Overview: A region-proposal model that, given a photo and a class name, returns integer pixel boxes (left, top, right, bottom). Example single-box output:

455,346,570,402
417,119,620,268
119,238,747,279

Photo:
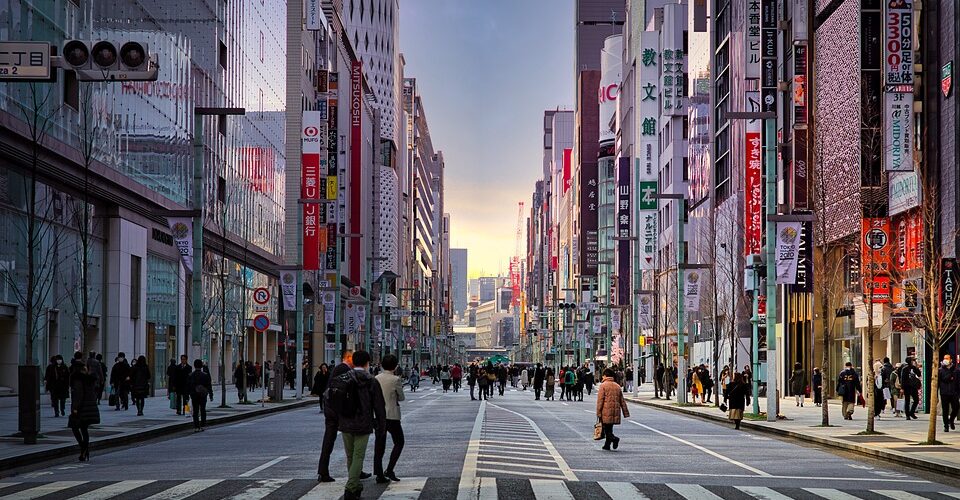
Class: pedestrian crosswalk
0,479,954,500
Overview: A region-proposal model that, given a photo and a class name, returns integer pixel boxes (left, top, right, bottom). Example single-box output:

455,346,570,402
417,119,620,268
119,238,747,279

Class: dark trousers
318,416,338,476
190,395,207,429
51,396,66,416
941,395,960,427
176,391,190,414
534,386,542,400
904,389,919,417
654,378,663,397
602,423,616,447
498,381,505,395
115,386,129,409
374,419,405,476
132,395,145,414
814,387,822,404
72,424,90,450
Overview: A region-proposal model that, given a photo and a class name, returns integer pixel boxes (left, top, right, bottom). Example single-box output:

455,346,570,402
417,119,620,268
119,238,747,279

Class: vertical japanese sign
884,0,914,88
326,85,340,273
761,0,778,112
746,0,761,79
942,258,957,315
661,14,686,116
884,91,914,172
302,111,324,270
562,148,572,194
683,269,703,312
744,94,763,256
350,60,363,282
617,157,631,306
893,211,922,274
638,32,660,270
862,218,893,303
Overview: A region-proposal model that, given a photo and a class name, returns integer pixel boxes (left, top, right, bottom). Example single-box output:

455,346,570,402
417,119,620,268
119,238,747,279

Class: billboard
884,91,914,172
302,111,324,270
599,35,622,145
883,0,914,88
744,98,763,256
350,60,363,282
862,218,893,303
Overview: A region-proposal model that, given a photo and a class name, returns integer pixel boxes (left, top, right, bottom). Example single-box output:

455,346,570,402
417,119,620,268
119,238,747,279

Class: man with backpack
899,357,922,420
329,350,385,500
318,350,354,483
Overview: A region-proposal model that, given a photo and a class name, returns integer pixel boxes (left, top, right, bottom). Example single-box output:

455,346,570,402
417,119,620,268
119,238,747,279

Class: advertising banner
562,148,573,194
746,0,761,79
350,60,363,282
617,158,631,306
884,92,914,172
884,0,914,88
599,35,622,144
792,127,808,210
638,32,660,181
744,100,763,256
303,111,324,271
791,221,813,293
775,221,803,284
793,43,808,126
167,217,193,272
683,269,704,312
280,271,297,311
889,170,920,215
638,294,653,327
893,210,923,274
862,218,893,303
640,212,657,270
942,258,958,316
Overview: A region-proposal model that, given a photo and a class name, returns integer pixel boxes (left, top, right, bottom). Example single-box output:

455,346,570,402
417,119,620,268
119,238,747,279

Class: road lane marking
477,477,498,500
479,438,546,447
477,453,557,464
805,488,863,500
872,491,930,500
629,420,770,476
668,484,724,500
71,480,154,500
531,479,574,500
227,479,289,500
474,468,567,480
380,477,428,500
487,403,577,481
737,486,794,500
0,483,19,491
3,481,86,499
301,479,345,499
477,459,566,471
477,444,553,456
456,400,487,500
599,481,650,500
142,480,223,500
238,456,289,477
569,469,927,482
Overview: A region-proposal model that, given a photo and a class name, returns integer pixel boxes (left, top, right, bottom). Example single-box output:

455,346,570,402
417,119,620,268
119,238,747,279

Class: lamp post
614,235,640,391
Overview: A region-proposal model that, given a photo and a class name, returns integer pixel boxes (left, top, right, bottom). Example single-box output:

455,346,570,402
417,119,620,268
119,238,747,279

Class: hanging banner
884,92,914,172
617,157,631,306
883,0,914,88
683,269,703,312
942,258,958,316
167,217,193,273
893,210,923,274
350,60,363,282
306,0,324,30
775,221,803,284
889,170,920,215
745,0,761,79
638,294,653,326
280,271,297,311
862,218,893,303
303,111,324,270
793,43,808,126
792,127,808,210
744,98,763,256
791,220,813,293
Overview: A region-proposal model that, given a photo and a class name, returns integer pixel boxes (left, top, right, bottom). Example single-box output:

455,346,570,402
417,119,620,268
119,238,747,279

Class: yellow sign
639,336,646,347
326,176,338,200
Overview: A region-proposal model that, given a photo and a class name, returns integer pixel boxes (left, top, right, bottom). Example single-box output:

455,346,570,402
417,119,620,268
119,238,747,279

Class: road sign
253,314,270,332
0,42,51,80
253,287,271,304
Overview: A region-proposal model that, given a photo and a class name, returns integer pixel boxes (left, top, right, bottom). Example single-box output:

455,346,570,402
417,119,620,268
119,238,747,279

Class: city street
2,383,959,499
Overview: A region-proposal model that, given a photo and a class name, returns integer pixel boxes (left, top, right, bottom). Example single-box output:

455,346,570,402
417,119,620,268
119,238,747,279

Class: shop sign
792,127,808,210
639,32,660,182
862,218,893,302
745,0,761,79
942,258,958,315
793,43,808,126
893,211,922,273
350,60,363,282
884,0,914,88
617,158,631,306
889,171,920,215
744,98,763,256
640,212,657,270
791,221,813,293
884,92,914,172
943,61,953,97
761,0,778,112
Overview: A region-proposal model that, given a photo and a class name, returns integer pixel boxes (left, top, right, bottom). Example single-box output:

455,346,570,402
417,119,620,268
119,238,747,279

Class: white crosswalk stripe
0,479,953,499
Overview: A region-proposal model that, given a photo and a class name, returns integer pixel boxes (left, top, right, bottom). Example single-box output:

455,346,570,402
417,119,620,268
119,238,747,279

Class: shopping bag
184,403,191,413
896,399,905,412
593,419,604,440
883,388,892,400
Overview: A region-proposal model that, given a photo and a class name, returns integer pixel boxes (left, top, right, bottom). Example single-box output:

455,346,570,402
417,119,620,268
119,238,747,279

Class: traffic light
62,40,158,81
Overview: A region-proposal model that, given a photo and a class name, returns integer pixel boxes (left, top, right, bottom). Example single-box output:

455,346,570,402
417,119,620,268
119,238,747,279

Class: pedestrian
451,363,463,392
565,366,577,401
899,357,922,420
939,353,959,432
558,367,566,400
700,366,714,403
44,355,69,417
440,365,452,392
596,368,630,451
188,359,212,432
812,367,823,407
477,365,489,400
485,363,497,398
468,363,478,400
873,360,886,417
166,359,177,408
374,354,404,484
318,350,360,483
247,361,257,390
313,363,331,411
789,362,806,407
130,355,151,416
690,368,701,404
331,350,386,500
533,363,545,400
68,351,99,462
880,357,895,414
408,365,421,392
724,372,750,430
624,366,634,393
543,368,557,401
497,364,507,396
234,360,248,403
520,367,529,391
662,365,675,400
174,355,192,415
574,366,585,401
742,365,753,405
654,363,665,398
837,361,862,420
110,352,131,411
889,364,901,416
86,352,105,404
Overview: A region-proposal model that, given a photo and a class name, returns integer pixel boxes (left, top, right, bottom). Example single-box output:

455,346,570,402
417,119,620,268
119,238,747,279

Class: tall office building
451,249,468,322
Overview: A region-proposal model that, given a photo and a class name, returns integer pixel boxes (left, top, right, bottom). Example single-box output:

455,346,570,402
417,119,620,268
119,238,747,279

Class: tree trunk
927,364,941,444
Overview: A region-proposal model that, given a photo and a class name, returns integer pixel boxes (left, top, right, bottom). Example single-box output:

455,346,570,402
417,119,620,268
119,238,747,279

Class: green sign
638,181,658,210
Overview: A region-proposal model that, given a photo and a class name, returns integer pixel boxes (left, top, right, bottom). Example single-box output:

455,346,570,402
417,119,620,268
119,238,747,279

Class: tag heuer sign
943,61,953,97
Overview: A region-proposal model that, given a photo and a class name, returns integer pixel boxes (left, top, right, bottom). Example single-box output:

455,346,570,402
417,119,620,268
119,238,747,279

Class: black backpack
326,372,360,417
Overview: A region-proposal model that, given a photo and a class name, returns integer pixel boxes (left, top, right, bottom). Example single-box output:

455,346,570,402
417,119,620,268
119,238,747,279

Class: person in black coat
313,363,331,410
173,355,192,415
724,372,750,429
44,355,70,417
899,357,922,420
938,354,960,432
318,350,360,483
533,363,545,400
187,359,213,431
130,356,151,416
69,351,100,461
837,362,862,420
812,368,823,407
334,350,386,500
110,353,131,411
234,361,248,403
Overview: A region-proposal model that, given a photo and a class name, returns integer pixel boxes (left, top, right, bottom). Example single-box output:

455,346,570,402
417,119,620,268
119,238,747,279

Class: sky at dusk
401,0,575,279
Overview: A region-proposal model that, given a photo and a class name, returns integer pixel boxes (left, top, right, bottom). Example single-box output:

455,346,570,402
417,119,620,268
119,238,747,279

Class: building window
218,176,226,203
219,41,227,70
218,114,227,135
63,70,79,110
131,255,141,319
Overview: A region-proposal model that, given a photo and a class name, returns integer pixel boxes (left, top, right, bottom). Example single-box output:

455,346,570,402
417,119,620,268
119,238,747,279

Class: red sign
744,130,763,256
302,150,321,270
862,218,893,303
562,148,572,195
893,210,923,274
350,60,363,283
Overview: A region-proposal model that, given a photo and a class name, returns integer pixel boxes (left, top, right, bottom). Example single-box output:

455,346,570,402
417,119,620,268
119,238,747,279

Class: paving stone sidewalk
625,383,960,475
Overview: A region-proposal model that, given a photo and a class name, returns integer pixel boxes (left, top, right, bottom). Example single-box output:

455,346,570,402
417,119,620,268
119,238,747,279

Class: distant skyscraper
478,277,498,304
451,249,468,320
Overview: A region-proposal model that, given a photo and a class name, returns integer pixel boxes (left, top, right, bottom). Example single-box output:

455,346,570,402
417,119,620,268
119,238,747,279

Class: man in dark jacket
86,352,105,404
654,363,665,398
899,357,922,419
939,354,959,432
318,350,355,482
174,355,192,415
187,359,213,431
110,353,131,411
45,355,70,417
837,362,862,420
335,350,385,500
533,363,545,400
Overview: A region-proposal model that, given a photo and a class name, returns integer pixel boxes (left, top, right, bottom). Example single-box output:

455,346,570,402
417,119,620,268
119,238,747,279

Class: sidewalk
625,383,960,475
0,385,316,472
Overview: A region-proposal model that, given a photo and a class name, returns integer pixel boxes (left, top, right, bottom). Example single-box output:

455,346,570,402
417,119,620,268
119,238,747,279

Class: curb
0,398,316,474
626,397,960,477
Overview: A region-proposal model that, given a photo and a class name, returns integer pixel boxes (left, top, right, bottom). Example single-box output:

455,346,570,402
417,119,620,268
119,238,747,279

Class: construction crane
510,202,524,308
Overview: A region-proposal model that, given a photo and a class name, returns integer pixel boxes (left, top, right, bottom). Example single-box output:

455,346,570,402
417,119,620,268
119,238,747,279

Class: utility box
18,365,40,444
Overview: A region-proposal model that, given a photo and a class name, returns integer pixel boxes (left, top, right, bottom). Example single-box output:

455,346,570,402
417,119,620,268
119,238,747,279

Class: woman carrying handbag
596,368,630,451
69,351,100,461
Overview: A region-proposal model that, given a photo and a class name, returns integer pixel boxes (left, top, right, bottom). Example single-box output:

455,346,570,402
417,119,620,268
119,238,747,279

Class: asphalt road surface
3,382,960,499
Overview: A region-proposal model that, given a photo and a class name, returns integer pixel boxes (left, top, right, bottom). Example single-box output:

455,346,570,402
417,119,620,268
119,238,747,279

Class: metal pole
752,272,761,414
192,115,205,363
677,200,687,404
764,117,779,421
295,271,303,399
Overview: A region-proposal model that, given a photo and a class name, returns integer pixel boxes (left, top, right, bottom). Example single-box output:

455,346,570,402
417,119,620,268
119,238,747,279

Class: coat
939,364,960,398
86,357,105,390
110,359,131,389
44,362,70,398
130,363,151,398
836,368,862,403
375,372,405,420
724,382,749,411
596,376,630,425
313,370,330,396
188,369,213,399
173,362,192,392
69,362,100,427
789,369,807,396
336,369,386,435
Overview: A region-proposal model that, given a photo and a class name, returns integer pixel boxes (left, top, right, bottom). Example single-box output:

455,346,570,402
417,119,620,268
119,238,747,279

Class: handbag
593,418,604,441
720,402,728,412
184,403,191,413
883,387,892,400
895,399,905,411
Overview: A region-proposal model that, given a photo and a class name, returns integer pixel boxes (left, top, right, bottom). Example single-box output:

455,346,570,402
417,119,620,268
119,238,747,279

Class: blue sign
253,314,270,332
